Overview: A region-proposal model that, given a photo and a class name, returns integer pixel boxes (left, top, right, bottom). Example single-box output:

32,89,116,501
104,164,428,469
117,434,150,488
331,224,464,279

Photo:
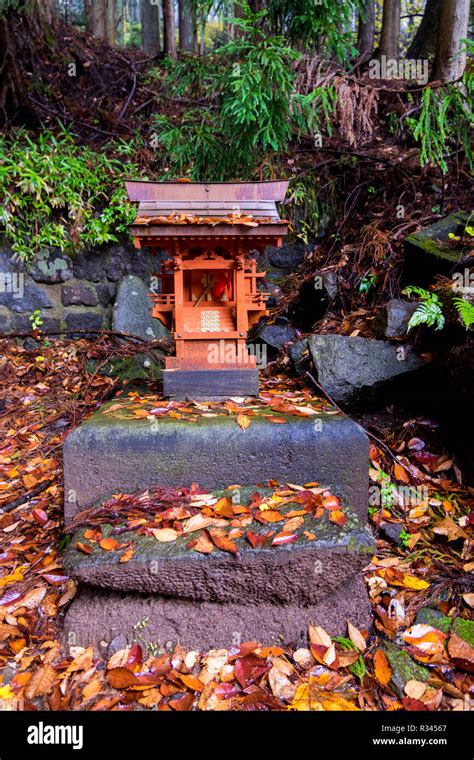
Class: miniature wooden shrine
125,180,289,397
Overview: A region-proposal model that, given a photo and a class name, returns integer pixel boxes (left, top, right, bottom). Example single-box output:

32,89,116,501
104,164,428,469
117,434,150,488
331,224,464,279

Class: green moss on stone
384,641,430,697
415,607,452,634
406,212,470,264
86,354,163,383
452,618,474,647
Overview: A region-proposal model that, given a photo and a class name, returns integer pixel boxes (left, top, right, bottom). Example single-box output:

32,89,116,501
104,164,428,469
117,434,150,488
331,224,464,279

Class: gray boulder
405,211,470,282
308,334,425,403
322,271,338,300
266,242,311,270
256,320,299,350
27,248,73,284
288,337,310,375
385,299,418,338
112,275,171,341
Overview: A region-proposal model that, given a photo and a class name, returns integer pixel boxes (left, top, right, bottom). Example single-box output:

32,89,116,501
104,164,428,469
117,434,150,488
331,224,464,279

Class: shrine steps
63,574,371,653
62,396,374,651
63,501,373,651
63,491,374,606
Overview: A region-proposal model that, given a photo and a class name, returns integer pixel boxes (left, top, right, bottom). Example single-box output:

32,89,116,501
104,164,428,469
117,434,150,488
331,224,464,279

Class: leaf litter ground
0,337,472,711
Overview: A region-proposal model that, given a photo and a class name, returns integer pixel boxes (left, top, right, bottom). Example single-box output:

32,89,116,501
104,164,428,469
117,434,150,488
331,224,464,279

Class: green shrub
406,78,473,175
0,126,141,262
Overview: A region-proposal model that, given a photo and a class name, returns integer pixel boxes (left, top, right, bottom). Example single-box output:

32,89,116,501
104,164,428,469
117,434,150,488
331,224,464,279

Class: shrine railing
245,292,270,308
150,293,176,306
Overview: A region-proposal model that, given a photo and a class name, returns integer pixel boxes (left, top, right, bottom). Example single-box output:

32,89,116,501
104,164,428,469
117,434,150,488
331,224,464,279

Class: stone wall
0,239,161,336
0,238,310,337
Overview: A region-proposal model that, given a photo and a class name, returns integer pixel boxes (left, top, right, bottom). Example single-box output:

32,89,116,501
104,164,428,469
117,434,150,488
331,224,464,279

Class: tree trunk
141,0,160,54
432,0,470,82
0,2,53,127
116,0,125,46
162,0,177,58
232,0,245,38
178,0,196,51
104,0,116,44
37,0,53,25
84,0,92,32
357,0,375,58
379,0,400,59
407,0,442,59
89,0,106,38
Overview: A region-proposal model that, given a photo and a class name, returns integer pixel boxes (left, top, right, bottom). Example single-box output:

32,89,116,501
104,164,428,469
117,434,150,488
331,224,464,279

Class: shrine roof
125,180,289,240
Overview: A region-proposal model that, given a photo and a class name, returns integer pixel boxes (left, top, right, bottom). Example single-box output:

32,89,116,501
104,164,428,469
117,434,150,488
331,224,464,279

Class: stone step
63,574,371,653
63,393,369,524
63,485,374,605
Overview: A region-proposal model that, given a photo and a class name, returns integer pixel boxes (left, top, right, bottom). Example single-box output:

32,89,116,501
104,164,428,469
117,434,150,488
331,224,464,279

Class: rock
322,271,338,300
0,306,13,333
380,522,405,546
65,311,103,335
63,394,369,523
106,244,159,282
107,634,128,656
105,246,133,282
308,334,425,404
255,319,299,350
96,282,116,307
415,607,452,634
288,338,310,375
0,274,53,313
63,574,371,653
72,250,108,282
267,242,310,270
22,337,40,350
64,485,373,604
384,299,418,338
27,249,73,284
405,211,470,282
383,641,430,698
62,283,98,307
112,275,170,341
13,314,61,335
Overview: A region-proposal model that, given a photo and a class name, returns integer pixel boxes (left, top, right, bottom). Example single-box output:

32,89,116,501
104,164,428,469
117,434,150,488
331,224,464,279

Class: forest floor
0,336,472,711
1,15,472,712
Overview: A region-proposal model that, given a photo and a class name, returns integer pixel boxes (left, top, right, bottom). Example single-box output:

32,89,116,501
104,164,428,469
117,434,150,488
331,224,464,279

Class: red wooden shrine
125,180,289,397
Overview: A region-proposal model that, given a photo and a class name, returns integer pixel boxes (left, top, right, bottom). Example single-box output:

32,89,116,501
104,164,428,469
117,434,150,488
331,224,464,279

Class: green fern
453,297,474,329
403,286,445,331
407,78,473,175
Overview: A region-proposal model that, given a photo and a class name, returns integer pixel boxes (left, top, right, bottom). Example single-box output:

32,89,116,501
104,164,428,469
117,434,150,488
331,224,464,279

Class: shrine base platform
63,394,369,524
162,368,259,400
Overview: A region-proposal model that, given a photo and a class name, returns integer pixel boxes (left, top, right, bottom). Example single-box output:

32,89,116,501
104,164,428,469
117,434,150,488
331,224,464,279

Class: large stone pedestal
63,395,373,651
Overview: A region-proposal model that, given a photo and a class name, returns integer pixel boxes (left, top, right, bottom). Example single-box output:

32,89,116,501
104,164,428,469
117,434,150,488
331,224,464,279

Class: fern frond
453,297,474,329
405,285,445,331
